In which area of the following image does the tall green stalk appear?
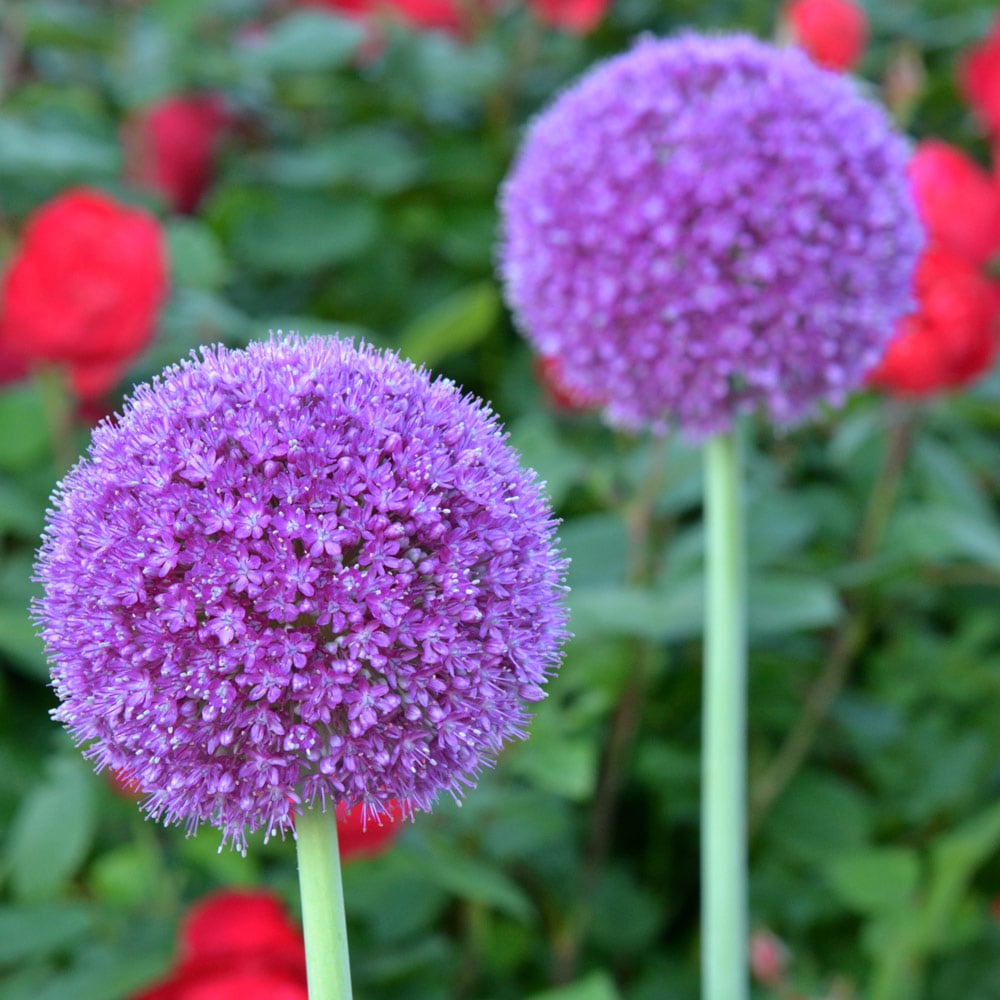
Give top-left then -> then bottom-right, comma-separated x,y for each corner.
296,806 -> 353,1000
701,430 -> 748,1000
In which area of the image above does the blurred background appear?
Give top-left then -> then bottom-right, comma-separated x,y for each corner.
2,0 -> 1000,997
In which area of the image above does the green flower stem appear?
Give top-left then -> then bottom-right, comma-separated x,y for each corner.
296,805 -> 353,1000
701,429 -> 748,1000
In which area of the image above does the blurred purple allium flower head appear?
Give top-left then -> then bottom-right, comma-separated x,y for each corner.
36,335 -> 569,851
498,33 -> 924,437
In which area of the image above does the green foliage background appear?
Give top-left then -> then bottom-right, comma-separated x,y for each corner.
2,1 -> 1000,997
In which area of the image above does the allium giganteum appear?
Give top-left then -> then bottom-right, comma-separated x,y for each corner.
36,335 -> 569,850
499,34 -> 924,437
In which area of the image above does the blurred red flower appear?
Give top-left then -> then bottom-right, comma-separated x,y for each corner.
336,799 -> 405,859
529,0 -> 608,34
866,137 -> 1000,397
0,344 -> 29,388
866,248 -> 1000,396
131,890 -> 308,1000
908,140 -> 1000,268
0,188 -> 167,400
297,0 -> 608,34
749,928 -> 788,987
960,12 -> 1000,136
176,891 -> 306,968
124,95 -> 229,214
297,0 -> 462,31
782,0 -> 867,72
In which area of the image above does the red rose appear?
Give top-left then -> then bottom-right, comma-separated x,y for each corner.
133,963 -> 309,1000
124,95 -> 229,214
336,799 -> 405,859
0,188 -> 167,399
866,248 -> 1000,395
782,0 -> 867,73
131,890 -> 308,1000
960,13 -> 1000,136
529,0 -> 609,34
297,0 -> 462,32
908,140 -> 1000,269
176,891 -> 307,968
0,343 -> 28,388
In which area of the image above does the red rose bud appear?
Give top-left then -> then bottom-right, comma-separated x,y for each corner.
960,12 -> 1000,137
124,95 -> 229,214
529,0 -> 609,35
783,0 -> 868,73
909,140 -> 1000,270
749,928 -> 789,987
336,799 -> 405,860
866,248 -> 1000,396
0,188 -> 167,400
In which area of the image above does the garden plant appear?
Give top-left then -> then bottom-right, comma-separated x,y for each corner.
2,1 -> 1000,999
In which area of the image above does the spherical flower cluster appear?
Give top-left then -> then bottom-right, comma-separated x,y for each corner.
782,0 -> 868,73
498,34 -> 922,438
37,335 -> 568,851
0,188 -> 167,400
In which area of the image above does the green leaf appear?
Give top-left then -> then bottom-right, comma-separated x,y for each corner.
12,942 -> 170,1000
166,219 -> 230,291
507,724 -> 597,801
507,412 -> 584,510
0,604 -> 49,682
227,191 -> 379,275
4,756 -> 97,901
566,581 -> 700,642
0,118 -> 118,180
827,847 -> 920,914
559,514 -> 629,589
527,971 -> 622,1000
0,384 -> 51,472
889,504 -> 1000,568
0,477 -> 47,538
765,771 -> 873,865
568,573 -> 838,641
242,12 -> 365,74
259,128 -> 424,194
89,843 -> 165,909
748,575 -> 841,635
0,903 -> 94,966
912,438 -> 994,521
405,843 -> 535,923
19,1 -> 106,48
397,283 -> 499,368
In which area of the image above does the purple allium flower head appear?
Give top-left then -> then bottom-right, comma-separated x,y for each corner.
498,33 -> 924,437
35,334 -> 569,851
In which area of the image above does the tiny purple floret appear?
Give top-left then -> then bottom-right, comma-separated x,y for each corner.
35,335 -> 569,851
498,33 -> 924,437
